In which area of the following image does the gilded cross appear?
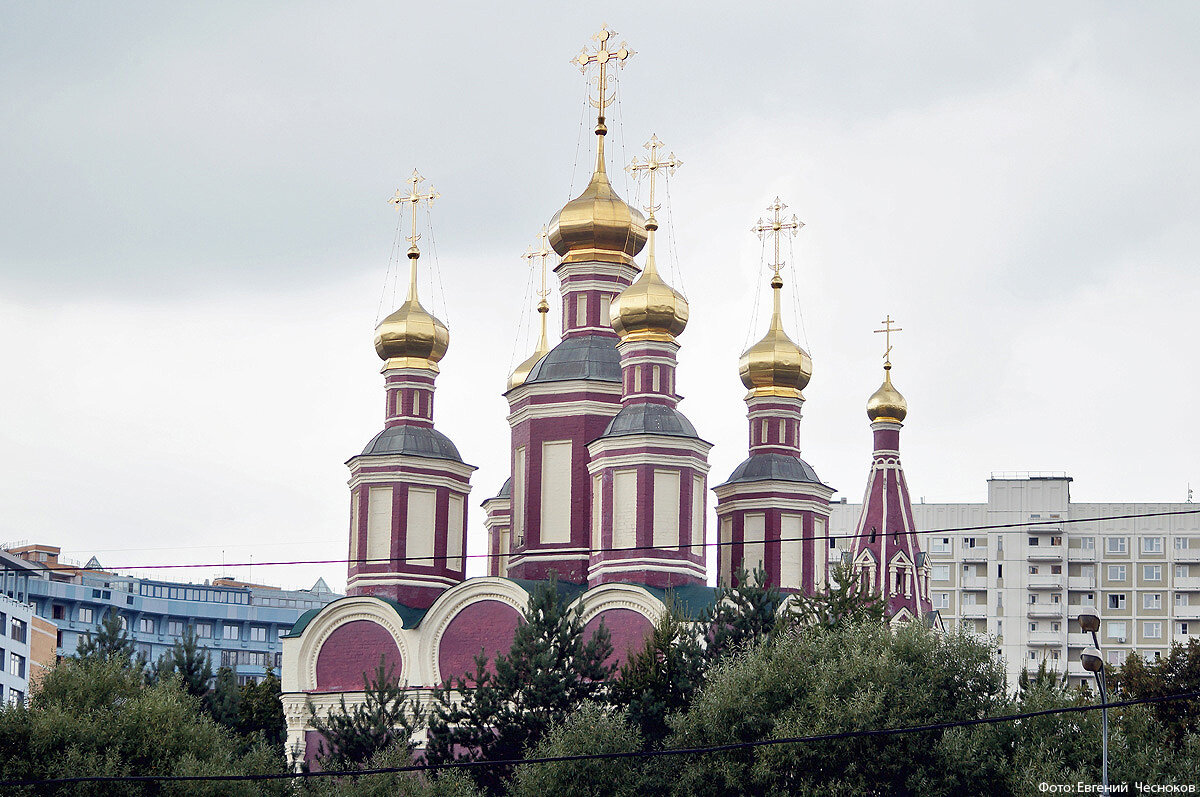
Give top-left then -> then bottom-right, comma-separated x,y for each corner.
874,315 -> 903,365
522,226 -> 553,308
571,24 -> 635,125
388,169 -> 440,256
751,197 -> 804,276
626,134 -> 682,223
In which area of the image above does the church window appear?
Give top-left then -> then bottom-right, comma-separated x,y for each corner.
540,442 -> 573,544
513,448 -> 526,545
600,294 -> 611,327
652,470 -> 680,548
366,486 -> 393,562
576,294 -> 588,327
652,365 -> 661,391
406,488 -> 437,560
613,470 -> 637,549
447,494 -> 464,571
743,513 -> 766,574
634,368 -> 643,393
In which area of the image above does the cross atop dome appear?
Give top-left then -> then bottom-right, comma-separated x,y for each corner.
627,134 -> 682,227
389,169 -> 440,259
874,314 -> 903,366
752,197 -> 804,277
571,24 -> 635,135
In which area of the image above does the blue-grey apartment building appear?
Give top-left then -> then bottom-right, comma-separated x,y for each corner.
1,543 -> 340,685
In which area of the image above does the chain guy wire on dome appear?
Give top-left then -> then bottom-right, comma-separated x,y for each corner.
8,506 -> 1198,575
3,689 -> 1198,787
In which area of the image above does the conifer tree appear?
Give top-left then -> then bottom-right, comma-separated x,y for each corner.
785,559 -> 886,630
701,565 -> 786,666
240,666 -> 288,752
209,665 -> 242,729
74,610 -> 136,663
424,578 -> 614,794
307,658 -> 422,770
153,625 -> 214,698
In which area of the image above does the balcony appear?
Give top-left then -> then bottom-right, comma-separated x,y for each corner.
1028,547 -> 1064,562
1027,605 -> 1065,619
1068,548 -> 1097,562
1174,548 -> 1200,563
961,547 -> 988,562
1067,576 -> 1097,591
1067,632 -> 1092,647
1175,633 -> 1195,645
960,604 -> 988,619
961,577 -> 989,590
1027,632 -> 1064,646
1174,605 -> 1200,620
1175,577 -> 1200,590
1026,574 -> 1064,589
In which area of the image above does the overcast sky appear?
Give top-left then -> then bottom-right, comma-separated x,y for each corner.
2,2 -> 1197,592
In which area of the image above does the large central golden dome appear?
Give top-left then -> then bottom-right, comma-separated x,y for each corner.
739,275 -> 812,398
548,133 -> 647,266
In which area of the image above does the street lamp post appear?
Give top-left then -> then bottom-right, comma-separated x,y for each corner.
1079,609 -> 1108,792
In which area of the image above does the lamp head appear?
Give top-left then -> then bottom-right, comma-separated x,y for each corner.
1081,646 -> 1104,673
1078,610 -> 1101,634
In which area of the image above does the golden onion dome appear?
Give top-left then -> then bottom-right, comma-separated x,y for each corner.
507,300 -> 551,390
548,130 -> 647,266
374,251 -> 449,371
609,216 -> 688,342
739,275 -> 812,398
866,364 -> 908,423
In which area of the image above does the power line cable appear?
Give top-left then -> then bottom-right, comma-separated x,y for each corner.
1,689 -> 1196,786
6,507 -> 1197,575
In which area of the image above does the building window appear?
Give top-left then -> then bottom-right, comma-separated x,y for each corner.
8,689 -> 23,706
932,565 -> 950,581
1106,537 -> 1127,554
1144,622 -> 1162,639
933,592 -> 950,610
1107,649 -> 1127,666
1144,593 -> 1162,610
1029,622 -> 1038,632
9,653 -> 24,678
1082,592 -> 1095,607
223,625 -> 239,640
1175,537 -> 1189,551
196,623 -> 212,638
1180,622 -> 1189,636
1143,565 -> 1162,581
1107,621 -> 1127,641
1177,565 -> 1191,579
168,620 -> 184,636
964,537 -> 978,549
139,618 -> 155,634
1081,537 -> 1095,550
250,627 -> 267,642
1028,537 -> 1039,547
930,538 -> 951,554
1029,565 -> 1039,575
1142,537 -> 1163,554
52,604 -> 65,620
1029,594 -> 1038,605
1177,593 -> 1191,608
78,607 -> 93,624
10,619 -> 26,644
1108,565 -> 1126,582
1108,593 -> 1126,610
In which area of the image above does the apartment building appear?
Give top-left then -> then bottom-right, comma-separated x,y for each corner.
1,543 -> 340,685
829,473 -> 1200,687
0,592 -> 57,705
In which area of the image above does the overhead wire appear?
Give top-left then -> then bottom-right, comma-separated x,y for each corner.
6,507 -> 1199,575
2,689 -> 1196,786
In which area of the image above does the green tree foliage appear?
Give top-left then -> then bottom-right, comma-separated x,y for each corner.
308,658 -> 423,770
240,667 -> 288,752
668,622 -> 1009,797
610,596 -> 705,747
208,665 -> 242,729
0,656 -> 288,797
425,579 -> 614,795
74,610 -> 135,663
153,625 -> 214,699
701,566 -> 786,667
298,740 -> 481,797
1112,638 -> 1200,746
785,560 -> 886,629
507,703 -> 645,797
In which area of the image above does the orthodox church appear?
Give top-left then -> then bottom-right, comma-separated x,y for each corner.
280,26 -> 934,760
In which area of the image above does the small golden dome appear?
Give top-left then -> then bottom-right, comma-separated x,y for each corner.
738,275 -> 812,398
507,302 -> 551,390
866,364 -> 907,423
374,254 -> 449,371
548,133 -> 647,266
609,217 -> 688,342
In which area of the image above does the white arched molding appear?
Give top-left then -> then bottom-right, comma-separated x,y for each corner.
421,577 -> 531,686
293,596 -> 412,693
572,582 -> 666,628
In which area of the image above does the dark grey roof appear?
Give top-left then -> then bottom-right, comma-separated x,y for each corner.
600,402 -> 699,439
719,452 -> 826,487
496,477 -> 512,498
360,425 -> 462,462
524,334 -> 621,384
